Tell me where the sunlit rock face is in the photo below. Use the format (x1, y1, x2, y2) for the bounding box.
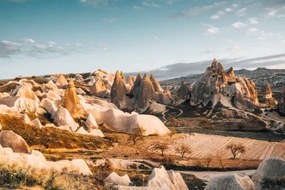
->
(111, 71, 129, 109)
(62, 79, 85, 118)
(0, 130, 30, 154)
(259, 82, 277, 107)
(190, 59, 259, 112)
(89, 69, 114, 98)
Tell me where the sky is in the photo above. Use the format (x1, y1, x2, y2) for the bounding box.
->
(0, 0, 285, 79)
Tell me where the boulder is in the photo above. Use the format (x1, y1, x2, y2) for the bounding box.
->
(104, 172, 132, 187)
(30, 118, 43, 129)
(251, 157, 285, 189)
(56, 75, 68, 87)
(40, 98, 58, 116)
(205, 174, 255, 190)
(0, 130, 30, 153)
(147, 166, 188, 190)
(53, 106, 79, 131)
(85, 112, 99, 129)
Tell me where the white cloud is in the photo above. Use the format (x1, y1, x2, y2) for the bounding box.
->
(0, 39, 81, 58)
(103, 17, 117, 23)
(246, 28, 272, 40)
(203, 24, 220, 35)
(210, 4, 238, 20)
(199, 47, 213, 54)
(236, 7, 247, 16)
(79, 0, 110, 6)
(248, 17, 258, 24)
(171, 1, 225, 19)
(210, 14, 220, 20)
(266, 7, 285, 18)
(232, 21, 247, 29)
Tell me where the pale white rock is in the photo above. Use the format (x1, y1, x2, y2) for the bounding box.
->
(53, 106, 78, 131)
(0, 105, 21, 117)
(89, 129, 104, 137)
(56, 75, 68, 87)
(104, 172, 132, 187)
(205, 174, 255, 190)
(14, 97, 39, 113)
(85, 112, 99, 129)
(45, 80, 58, 91)
(22, 113, 31, 124)
(147, 166, 175, 190)
(40, 98, 58, 116)
(30, 118, 43, 129)
(90, 108, 170, 136)
(252, 157, 285, 189)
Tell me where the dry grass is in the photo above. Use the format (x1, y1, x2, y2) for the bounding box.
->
(0, 114, 110, 149)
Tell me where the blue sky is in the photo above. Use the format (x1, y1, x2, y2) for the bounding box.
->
(0, 0, 285, 79)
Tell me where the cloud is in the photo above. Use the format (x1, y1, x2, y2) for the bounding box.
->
(103, 17, 117, 23)
(79, 0, 114, 7)
(0, 0, 28, 2)
(248, 17, 258, 24)
(0, 39, 81, 58)
(246, 27, 272, 40)
(266, 6, 285, 18)
(202, 24, 220, 35)
(236, 7, 247, 16)
(133, 0, 178, 10)
(210, 4, 238, 20)
(232, 21, 247, 29)
(199, 47, 214, 54)
(171, 1, 225, 19)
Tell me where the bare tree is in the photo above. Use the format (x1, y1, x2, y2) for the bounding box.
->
(216, 151, 224, 169)
(149, 142, 169, 156)
(127, 128, 144, 145)
(204, 154, 214, 168)
(175, 143, 191, 159)
(226, 143, 246, 159)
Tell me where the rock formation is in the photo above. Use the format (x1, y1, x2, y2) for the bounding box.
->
(260, 82, 276, 107)
(147, 166, 188, 190)
(62, 79, 85, 118)
(104, 172, 132, 187)
(252, 157, 285, 190)
(111, 71, 129, 109)
(205, 174, 255, 190)
(0, 130, 30, 153)
(174, 81, 191, 105)
(190, 59, 259, 112)
(278, 88, 285, 116)
(150, 74, 163, 93)
(135, 73, 156, 111)
(56, 74, 68, 87)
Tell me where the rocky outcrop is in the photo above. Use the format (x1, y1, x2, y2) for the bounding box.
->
(104, 172, 132, 187)
(150, 74, 163, 93)
(259, 82, 276, 107)
(278, 88, 285, 116)
(147, 166, 188, 190)
(0, 130, 30, 153)
(90, 107, 170, 136)
(135, 74, 156, 112)
(174, 81, 191, 105)
(62, 79, 85, 118)
(252, 157, 285, 190)
(0, 145, 92, 176)
(53, 106, 79, 132)
(56, 75, 68, 87)
(111, 71, 129, 109)
(90, 79, 110, 98)
(190, 59, 259, 112)
(205, 174, 255, 190)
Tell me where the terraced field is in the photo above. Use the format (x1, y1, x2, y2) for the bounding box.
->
(169, 133, 285, 160)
